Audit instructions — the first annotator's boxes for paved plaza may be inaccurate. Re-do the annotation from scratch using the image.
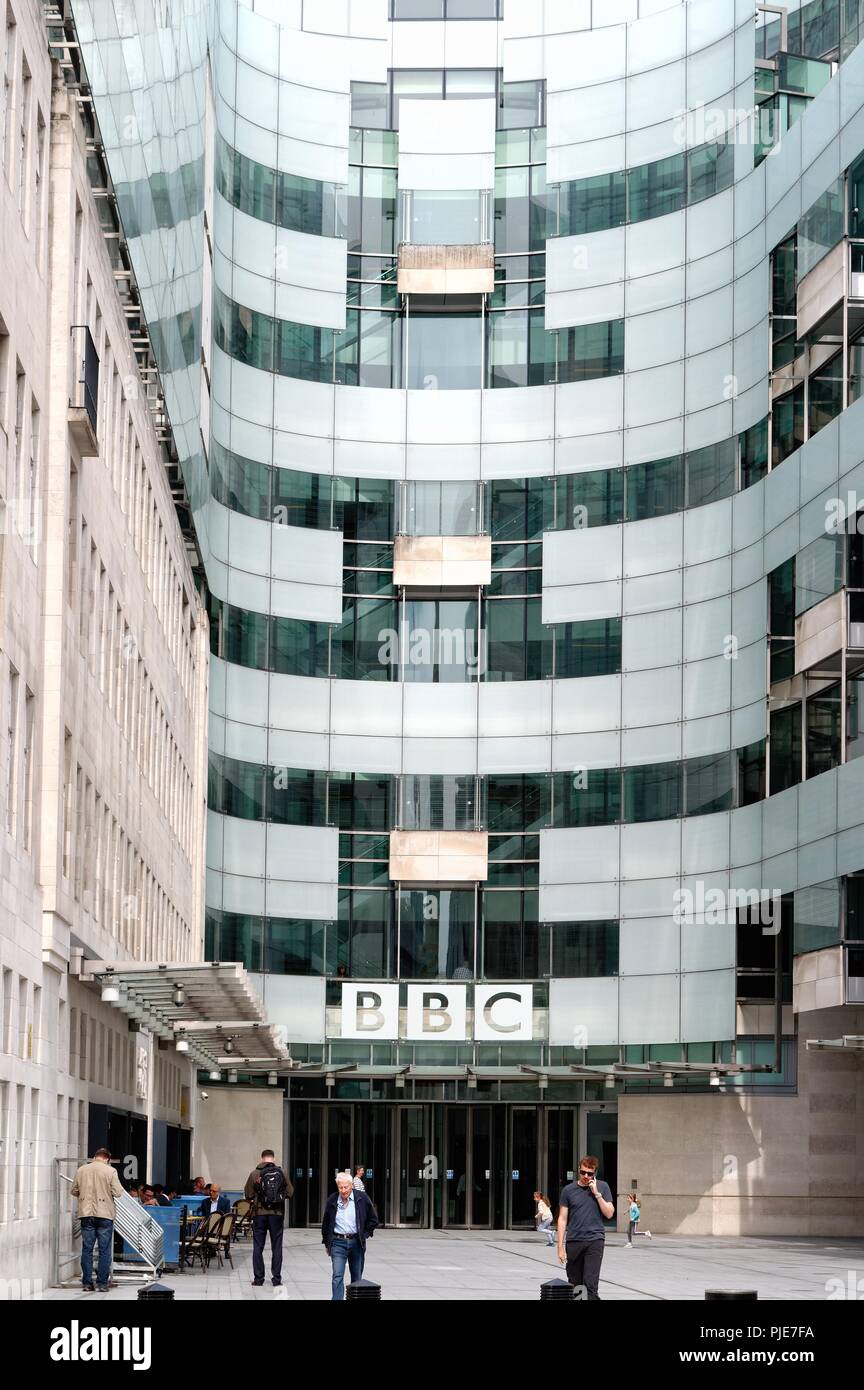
[35,1230,864,1302]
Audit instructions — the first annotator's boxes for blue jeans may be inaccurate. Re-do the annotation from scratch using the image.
[538,1217,555,1245]
[81,1217,113,1287]
[330,1235,364,1301]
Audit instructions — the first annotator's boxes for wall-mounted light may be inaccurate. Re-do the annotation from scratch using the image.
[663,1072,674,1088]
[208,1070,221,1081]
[709,1070,721,1087]
[325,1073,335,1089]
[228,1069,238,1084]
[172,984,185,1008]
[224,1038,234,1055]
[175,1038,189,1054]
[394,1073,405,1090]
[267,1071,277,1086]
[604,1072,616,1089]
[101,984,120,1004]
[466,1074,477,1090]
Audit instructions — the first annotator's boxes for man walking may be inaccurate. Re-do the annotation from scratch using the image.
[244,1148,293,1287]
[556,1155,615,1300]
[322,1171,379,1300]
[70,1147,124,1292]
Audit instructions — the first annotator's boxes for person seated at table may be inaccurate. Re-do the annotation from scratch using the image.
[140,1186,159,1206]
[198,1182,231,1219]
[152,1184,172,1207]
[189,1176,207,1196]
[129,1185,140,1201]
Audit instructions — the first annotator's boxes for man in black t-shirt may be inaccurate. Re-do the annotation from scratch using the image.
[557,1155,615,1299]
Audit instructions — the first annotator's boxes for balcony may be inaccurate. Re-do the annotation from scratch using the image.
[389,830,488,883]
[397,242,495,296]
[393,534,492,588]
[792,588,864,677]
[68,324,99,455]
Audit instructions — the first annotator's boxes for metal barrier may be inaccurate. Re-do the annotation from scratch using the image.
[57,1169,165,1286]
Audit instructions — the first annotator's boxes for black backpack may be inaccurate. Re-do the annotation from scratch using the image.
[257,1163,287,1207]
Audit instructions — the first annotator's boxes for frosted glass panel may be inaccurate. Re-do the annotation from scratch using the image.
[266,824,339,882]
[681,969,735,1040]
[622,609,683,669]
[548,979,619,1046]
[620,915,679,971]
[619,976,680,1044]
[222,816,267,877]
[552,674,622,732]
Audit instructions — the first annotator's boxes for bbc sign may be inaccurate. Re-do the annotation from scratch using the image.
[340,983,533,1041]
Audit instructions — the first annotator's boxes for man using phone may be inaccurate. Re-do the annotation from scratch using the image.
[557,1155,615,1300]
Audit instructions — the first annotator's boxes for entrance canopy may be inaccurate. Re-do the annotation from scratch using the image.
[77,960,290,1071]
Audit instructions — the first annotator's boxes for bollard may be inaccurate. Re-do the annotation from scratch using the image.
[540,1278,574,1300]
[346,1278,381,1300]
[705,1289,758,1300]
[138,1281,175,1300]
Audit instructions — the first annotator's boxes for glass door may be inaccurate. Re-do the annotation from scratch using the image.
[443,1107,493,1228]
[544,1105,578,1204]
[508,1106,538,1228]
[394,1106,432,1227]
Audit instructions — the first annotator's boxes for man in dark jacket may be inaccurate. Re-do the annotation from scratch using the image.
[321,1171,379,1300]
[244,1149,294,1287]
[198,1181,231,1219]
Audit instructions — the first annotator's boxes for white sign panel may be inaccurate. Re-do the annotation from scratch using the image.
[405,985,467,1040]
[474,984,533,1040]
[340,983,399,1039]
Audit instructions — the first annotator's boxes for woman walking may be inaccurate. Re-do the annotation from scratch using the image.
[534,1191,556,1246]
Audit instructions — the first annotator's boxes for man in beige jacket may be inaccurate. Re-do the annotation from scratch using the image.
[70,1147,124,1291]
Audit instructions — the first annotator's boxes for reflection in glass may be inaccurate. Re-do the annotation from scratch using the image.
[399,888,475,978]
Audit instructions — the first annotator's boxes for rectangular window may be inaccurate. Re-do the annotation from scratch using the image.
[623,762,683,822]
[548,921,619,977]
[399,775,479,831]
[0,312,9,431]
[5,663,18,836]
[556,319,623,384]
[625,455,684,521]
[17,55,30,219]
[21,687,33,850]
[399,887,474,979]
[553,618,622,679]
[559,172,626,237]
[2,7,15,182]
[769,704,802,793]
[627,153,686,223]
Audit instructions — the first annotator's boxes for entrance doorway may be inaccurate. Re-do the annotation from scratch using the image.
[288,1101,617,1230]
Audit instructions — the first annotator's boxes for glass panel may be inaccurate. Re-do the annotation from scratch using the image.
[499,81,544,130]
[402,597,482,682]
[445,1108,468,1225]
[265,919,326,974]
[627,153,686,223]
[806,681,842,776]
[769,704,802,793]
[809,352,844,437]
[798,175,844,278]
[340,887,393,977]
[401,480,481,536]
[471,1108,491,1225]
[551,921,619,976]
[623,763,683,821]
[686,439,737,508]
[793,879,841,954]
[406,312,482,390]
[400,775,479,830]
[685,752,736,815]
[687,140,734,203]
[740,417,769,488]
[559,172,626,237]
[625,455,684,521]
[444,69,497,98]
[351,83,389,129]
[399,888,476,978]
[557,319,624,384]
[795,534,843,615]
[408,189,485,244]
[552,768,621,828]
[554,618,622,679]
[556,469,624,529]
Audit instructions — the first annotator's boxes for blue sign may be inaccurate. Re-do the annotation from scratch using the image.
[366,1169,373,1178]
[446,1169,454,1180]
[511,1170,519,1180]
[295,1167,303,1177]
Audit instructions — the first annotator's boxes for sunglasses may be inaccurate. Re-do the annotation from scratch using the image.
[578,1170,595,1177]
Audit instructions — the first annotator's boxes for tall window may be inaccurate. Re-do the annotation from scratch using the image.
[17,54,30,218]
[2,7,15,182]
[27,398,39,552]
[21,686,33,850]
[5,664,18,836]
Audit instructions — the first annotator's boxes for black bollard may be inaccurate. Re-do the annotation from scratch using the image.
[540,1278,574,1300]
[705,1289,758,1300]
[138,1281,175,1300]
[346,1278,381,1300]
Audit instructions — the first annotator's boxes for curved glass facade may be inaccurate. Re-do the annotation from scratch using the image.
[79,0,864,1235]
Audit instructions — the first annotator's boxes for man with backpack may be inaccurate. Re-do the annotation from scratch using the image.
[244,1147,294,1287]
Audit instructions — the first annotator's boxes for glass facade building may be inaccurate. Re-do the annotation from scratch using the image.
[74,0,864,1234]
